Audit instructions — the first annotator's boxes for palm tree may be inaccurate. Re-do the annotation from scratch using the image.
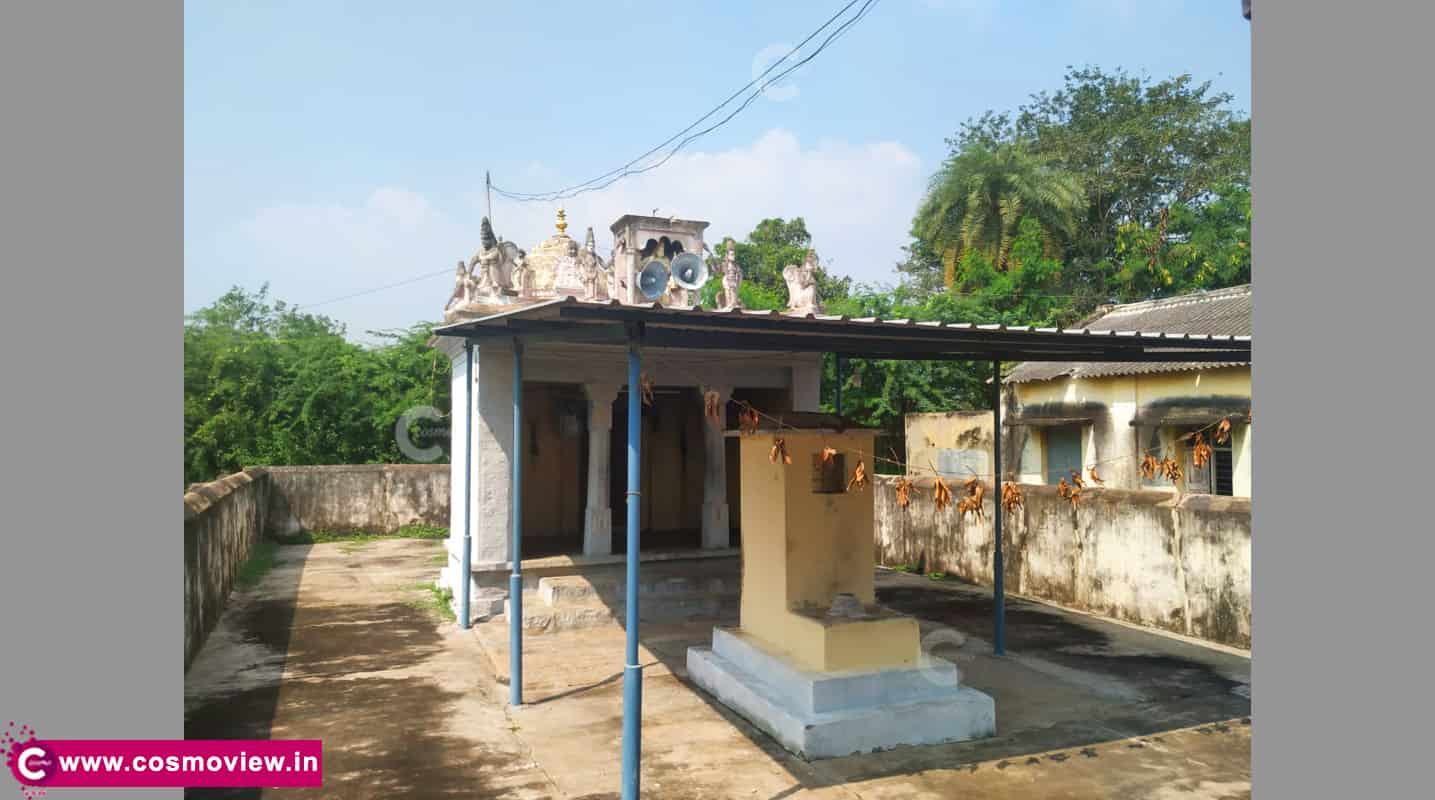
[913,143,1084,287]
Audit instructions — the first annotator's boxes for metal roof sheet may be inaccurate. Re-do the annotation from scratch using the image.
[1004,285,1252,383]
[433,294,1252,364]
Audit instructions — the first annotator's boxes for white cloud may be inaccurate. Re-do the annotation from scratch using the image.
[211,129,924,337]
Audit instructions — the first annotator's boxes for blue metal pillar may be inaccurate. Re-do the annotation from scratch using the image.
[510,338,524,706]
[991,358,1005,656]
[621,335,643,800]
[460,340,473,629]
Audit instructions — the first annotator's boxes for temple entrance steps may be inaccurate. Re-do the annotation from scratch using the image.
[490,552,740,633]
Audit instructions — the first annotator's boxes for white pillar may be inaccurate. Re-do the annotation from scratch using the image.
[701,385,733,550]
[583,383,620,556]
[791,356,821,412]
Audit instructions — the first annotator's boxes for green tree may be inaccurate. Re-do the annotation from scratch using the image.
[957,66,1251,270]
[700,217,852,308]
[184,286,450,485]
[912,143,1084,286]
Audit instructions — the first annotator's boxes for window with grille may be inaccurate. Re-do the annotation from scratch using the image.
[1185,425,1235,496]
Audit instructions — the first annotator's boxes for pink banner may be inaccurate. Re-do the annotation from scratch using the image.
[6,739,323,789]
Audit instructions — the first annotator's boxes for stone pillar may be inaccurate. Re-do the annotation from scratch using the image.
[583,383,620,556]
[701,385,733,549]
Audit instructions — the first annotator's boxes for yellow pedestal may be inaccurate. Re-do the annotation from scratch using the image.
[735,429,920,673]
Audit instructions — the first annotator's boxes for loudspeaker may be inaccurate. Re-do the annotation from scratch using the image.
[637,258,670,300]
[670,252,708,290]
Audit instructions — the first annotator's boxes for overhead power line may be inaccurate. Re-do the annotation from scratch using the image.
[293,266,455,311]
[491,0,882,203]
[289,1,883,312]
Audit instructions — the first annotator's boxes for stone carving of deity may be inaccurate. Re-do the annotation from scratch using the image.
[719,240,743,310]
[578,227,608,301]
[445,260,469,312]
[782,249,822,314]
[608,236,628,301]
[511,251,532,299]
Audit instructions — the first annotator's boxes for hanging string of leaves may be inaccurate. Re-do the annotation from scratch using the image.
[821,446,839,464]
[738,406,761,435]
[639,372,655,407]
[1087,466,1105,486]
[957,478,986,520]
[703,390,722,424]
[1190,432,1213,469]
[894,476,918,509]
[1057,476,1083,508]
[847,460,869,491]
[1140,453,1161,481]
[932,474,954,512]
[769,437,792,465]
[1001,481,1023,514]
[1214,418,1232,445]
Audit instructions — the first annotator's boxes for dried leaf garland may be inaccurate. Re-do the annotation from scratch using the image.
[1160,457,1184,483]
[932,475,953,511]
[1214,418,1232,445]
[703,390,723,424]
[1000,481,1023,513]
[1087,466,1105,486]
[1191,432,1213,469]
[738,406,762,435]
[847,460,869,491]
[894,477,918,509]
[1140,453,1160,481]
[769,437,792,465]
[957,478,985,520]
[1069,471,1086,490]
[1056,477,1083,508]
[821,447,839,465]
[639,372,656,406]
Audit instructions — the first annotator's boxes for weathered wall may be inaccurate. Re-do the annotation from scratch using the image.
[905,412,993,479]
[873,476,1251,648]
[264,464,449,537]
[1009,367,1252,496]
[184,468,271,669]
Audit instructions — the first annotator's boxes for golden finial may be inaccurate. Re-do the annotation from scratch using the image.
[555,206,568,235]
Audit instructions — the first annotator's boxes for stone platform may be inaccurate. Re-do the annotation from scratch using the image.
[441,549,741,630]
[687,626,995,760]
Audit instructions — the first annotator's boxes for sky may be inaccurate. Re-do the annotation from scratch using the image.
[184,0,1251,341]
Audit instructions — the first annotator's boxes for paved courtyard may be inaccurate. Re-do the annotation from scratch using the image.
[185,539,1251,799]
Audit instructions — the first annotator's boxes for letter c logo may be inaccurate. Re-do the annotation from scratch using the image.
[17,746,50,781]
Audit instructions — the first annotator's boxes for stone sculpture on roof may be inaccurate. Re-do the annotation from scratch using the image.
[719,239,743,310]
[468,216,523,297]
[783,249,823,315]
[578,227,609,301]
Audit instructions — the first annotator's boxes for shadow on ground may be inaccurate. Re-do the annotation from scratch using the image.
[184,539,558,799]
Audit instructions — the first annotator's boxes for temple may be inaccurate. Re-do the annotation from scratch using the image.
[436,209,823,611]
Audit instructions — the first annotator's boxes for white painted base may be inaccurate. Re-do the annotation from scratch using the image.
[436,565,506,624]
[686,627,996,760]
[583,507,612,556]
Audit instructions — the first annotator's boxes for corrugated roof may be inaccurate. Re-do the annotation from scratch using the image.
[1004,285,1251,383]
[432,294,1251,366]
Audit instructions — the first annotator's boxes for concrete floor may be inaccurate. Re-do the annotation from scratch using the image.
[185,539,1251,799]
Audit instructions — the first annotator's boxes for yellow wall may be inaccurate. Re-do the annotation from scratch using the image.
[904,411,993,480]
[737,429,919,672]
[1008,367,1251,497]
